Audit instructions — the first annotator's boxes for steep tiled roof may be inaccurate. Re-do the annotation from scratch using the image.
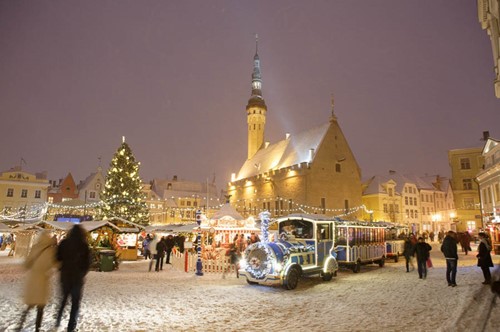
[236,122,330,180]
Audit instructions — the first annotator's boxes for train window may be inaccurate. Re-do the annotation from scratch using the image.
[335,227,347,245]
[316,224,331,241]
[279,220,313,239]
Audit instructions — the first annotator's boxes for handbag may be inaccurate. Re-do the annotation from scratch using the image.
[426,257,433,268]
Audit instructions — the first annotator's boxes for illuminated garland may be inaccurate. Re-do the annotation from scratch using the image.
[244,242,274,280]
[231,201,373,217]
[259,211,271,243]
[0,204,48,222]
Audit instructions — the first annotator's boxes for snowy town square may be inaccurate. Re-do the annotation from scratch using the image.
[0,243,498,332]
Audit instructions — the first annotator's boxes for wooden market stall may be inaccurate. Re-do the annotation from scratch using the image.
[11,223,42,258]
[198,203,261,260]
[93,217,146,261]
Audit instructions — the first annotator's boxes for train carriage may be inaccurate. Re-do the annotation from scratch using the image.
[333,221,387,273]
[384,223,409,262]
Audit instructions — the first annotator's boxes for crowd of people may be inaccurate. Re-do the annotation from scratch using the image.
[141,234,176,272]
[7,226,498,331]
[402,230,495,288]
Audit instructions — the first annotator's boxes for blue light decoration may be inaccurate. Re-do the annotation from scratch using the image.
[195,209,203,276]
[259,210,271,243]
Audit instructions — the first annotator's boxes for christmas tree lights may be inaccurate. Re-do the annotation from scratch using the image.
[100,138,150,225]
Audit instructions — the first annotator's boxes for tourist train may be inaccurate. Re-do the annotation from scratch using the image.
[238,214,398,289]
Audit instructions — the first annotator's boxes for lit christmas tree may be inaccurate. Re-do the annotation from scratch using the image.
[100,137,150,225]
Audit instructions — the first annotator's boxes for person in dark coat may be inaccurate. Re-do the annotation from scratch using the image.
[155,237,166,271]
[403,236,415,272]
[165,235,175,264]
[460,231,472,255]
[441,231,459,287]
[55,224,91,332]
[476,232,494,285]
[415,237,432,279]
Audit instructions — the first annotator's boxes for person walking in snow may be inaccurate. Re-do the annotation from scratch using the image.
[165,234,175,264]
[403,236,415,272]
[476,232,494,285]
[415,237,431,279]
[441,231,459,287]
[148,234,159,272]
[55,224,91,332]
[17,231,57,332]
[155,236,166,271]
[142,235,151,260]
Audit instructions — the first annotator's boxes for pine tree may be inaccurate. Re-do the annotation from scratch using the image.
[100,138,149,225]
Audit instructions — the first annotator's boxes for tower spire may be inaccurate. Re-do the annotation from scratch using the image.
[255,33,258,55]
[246,36,267,160]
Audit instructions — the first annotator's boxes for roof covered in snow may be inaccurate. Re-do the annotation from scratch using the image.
[236,122,330,180]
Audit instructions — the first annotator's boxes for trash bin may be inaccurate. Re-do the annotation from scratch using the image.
[99,250,115,272]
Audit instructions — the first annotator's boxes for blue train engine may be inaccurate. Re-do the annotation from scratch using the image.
[238,214,339,290]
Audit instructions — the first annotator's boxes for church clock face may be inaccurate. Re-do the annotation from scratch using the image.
[95,182,101,190]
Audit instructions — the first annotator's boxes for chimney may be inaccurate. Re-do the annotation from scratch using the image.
[434,175,442,191]
[285,133,290,140]
[309,148,315,162]
[264,141,270,149]
[482,131,490,141]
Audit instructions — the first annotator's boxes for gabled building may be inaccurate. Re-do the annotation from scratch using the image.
[448,146,484,232]
[151,175,220,223]
[48,173,79,203]
[227,43,362,218]
[476,135,500,237]
[142,183,167,225]
[362,172,419,229]
[362,172,453,233]
[0,166,49,221]
[77,167,105,203]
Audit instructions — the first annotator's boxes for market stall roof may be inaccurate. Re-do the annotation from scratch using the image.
[0,222,11,231]
[105,217,146,232]
[12,223,42,231]
[210,203,244,221]
[80,221,121,232]
[36,220,75,231]
[145,223,197,233]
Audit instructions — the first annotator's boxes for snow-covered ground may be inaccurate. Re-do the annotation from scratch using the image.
[0,243,499,332]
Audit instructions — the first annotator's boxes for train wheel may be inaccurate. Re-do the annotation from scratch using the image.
[353,261,361,273]
[283,267,300,290]
[321,271,333,281]
[378,257,385,267]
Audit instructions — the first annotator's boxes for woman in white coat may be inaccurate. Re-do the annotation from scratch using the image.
[17,231,57,332]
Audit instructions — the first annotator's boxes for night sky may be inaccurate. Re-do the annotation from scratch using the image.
[1,0,499,190]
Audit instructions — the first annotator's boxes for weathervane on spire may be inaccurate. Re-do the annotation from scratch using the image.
[331,93,335,117]
[330,93,337,121]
